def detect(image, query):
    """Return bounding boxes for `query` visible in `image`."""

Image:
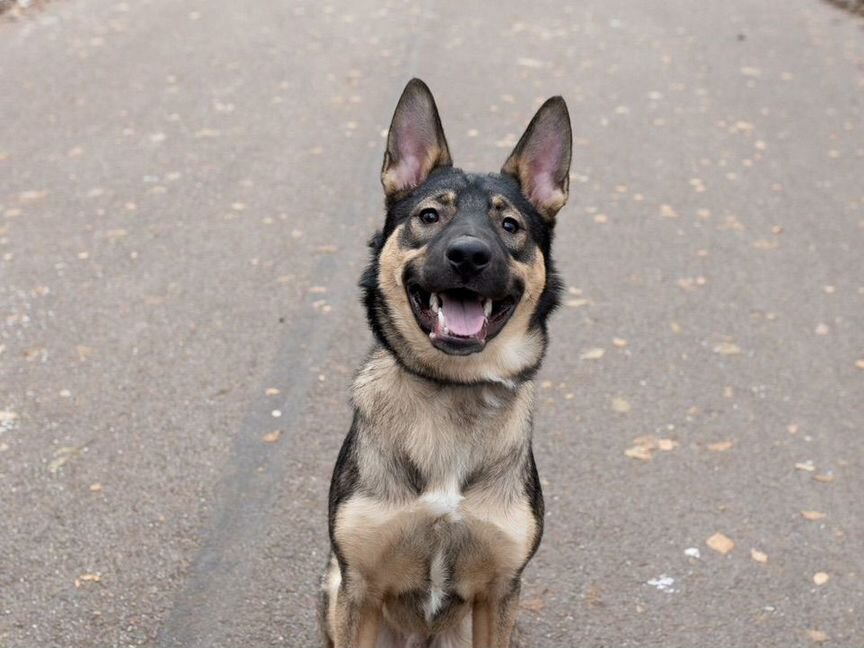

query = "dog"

[320,78,572,648]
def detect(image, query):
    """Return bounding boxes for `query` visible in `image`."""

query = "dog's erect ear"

[501,97,572,222]
[381,78,452,199]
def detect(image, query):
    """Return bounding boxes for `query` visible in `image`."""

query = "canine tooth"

[429,292,440,312]
[437,308,446,328]
[483,299,492,317]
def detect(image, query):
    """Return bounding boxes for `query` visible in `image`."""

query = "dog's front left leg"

[472,579,521,648]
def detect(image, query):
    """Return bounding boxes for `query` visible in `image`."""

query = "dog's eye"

[418,208,440,224]
[501,217,520,234]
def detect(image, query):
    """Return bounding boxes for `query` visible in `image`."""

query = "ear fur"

[381,78,452,199]
[501,97,572,221]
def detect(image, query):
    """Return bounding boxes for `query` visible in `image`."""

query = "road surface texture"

[1,1,863,646]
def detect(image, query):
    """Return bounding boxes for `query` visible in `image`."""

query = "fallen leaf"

[806,630,829,644]
[265,388,281,396]
[660,204,679,218]
[814,323,829,335]
[566,298,589,308]
[813,473,835,483]
[194,128,221,138]
[262,430,282,444]
[625,445,653,461]
[18,190,47,202]
[713,342,741,355]
[657,439,679,451]
[89,483,103,493]
[801,510,826,521]
[612,337,629,348]
[706,532,735,555]
[75,345,94,361]
[752,239,778,250]
[751,549,768,563]
[795,461,815,472]
[855,359,864,370]
[580,347,605,360]
[813,572,830,586]
[75,573,101,587]
[516,57,544,68]
[611,397,631,413]
[520,596,545,613]
[708,440,735,452]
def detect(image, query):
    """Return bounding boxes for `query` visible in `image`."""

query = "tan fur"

[326,352,539,646]
[376,224,547,386]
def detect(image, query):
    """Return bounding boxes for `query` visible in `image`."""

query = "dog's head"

[362,78,571,386]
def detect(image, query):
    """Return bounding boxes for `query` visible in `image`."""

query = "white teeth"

[483,299,492,317]
[437,308,446,329]
[429,292,440,313]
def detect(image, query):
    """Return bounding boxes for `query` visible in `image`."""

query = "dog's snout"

[446,236,491,277]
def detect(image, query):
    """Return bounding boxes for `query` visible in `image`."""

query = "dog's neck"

[351,347,535,492]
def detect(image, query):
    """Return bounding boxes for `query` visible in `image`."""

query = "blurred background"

[1,1,862,646]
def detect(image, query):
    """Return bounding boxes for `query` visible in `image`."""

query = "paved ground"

[1,1,863,646]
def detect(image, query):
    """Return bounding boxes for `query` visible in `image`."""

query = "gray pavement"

[1,1,863,646]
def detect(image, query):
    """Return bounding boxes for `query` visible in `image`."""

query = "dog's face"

[362,79,572,385]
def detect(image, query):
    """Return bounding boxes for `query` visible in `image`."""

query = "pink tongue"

[440,294,486,337]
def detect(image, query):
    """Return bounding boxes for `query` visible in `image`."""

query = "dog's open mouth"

[407,283,517,355]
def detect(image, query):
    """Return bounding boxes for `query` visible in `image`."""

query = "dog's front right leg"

[332,586,381,648]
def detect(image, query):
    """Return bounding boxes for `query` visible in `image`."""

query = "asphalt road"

[1,1,863,646]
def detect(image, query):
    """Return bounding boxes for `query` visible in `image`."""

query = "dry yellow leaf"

[713,342,742,355]
[520,596,545,613]
[75,573,102,587]
[813,474,835,483]
[795,461,815,472]
[708,440,735,452]
[611,397,631,413]
[752,239,778,250]
[612,337,628,348]
[706,532,735,555]
[261,430,282,444]
[566,298,589,308]
[625,446,653,461]
[806,630,829,644]
[657,439,679,451]
[265,388,281,396]
[580,347,605,360]
[801,510,826,521]
[813,572,830,586]
[89,483,103,493]
[750,549,768,563]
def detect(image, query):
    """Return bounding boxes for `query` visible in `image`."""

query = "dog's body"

[321,79,572,648]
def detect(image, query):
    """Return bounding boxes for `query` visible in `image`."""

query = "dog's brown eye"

[501,217,520,234]
[419,208,439,224]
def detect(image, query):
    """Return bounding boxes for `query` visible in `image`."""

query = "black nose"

[446,236,491,277]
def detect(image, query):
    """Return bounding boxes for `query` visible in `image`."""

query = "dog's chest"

[336,479,536,626]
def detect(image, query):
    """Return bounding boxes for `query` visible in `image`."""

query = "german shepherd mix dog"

[321,79,572,648]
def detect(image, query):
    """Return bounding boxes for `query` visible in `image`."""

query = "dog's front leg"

[472,579,521,648]
[331,585,381,648]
